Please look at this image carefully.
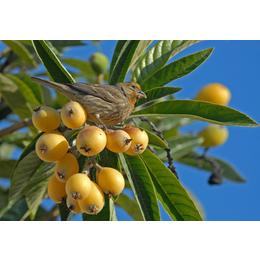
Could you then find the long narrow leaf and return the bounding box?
[128,40,153,70]
[8,133,44,202]
[109,40,128,79]
[115,193,144,221]
[0,160,17,179]
[130,100,259,127]
[108,40,140,84]
[25,162,55,220]
[32,40,75,83]
[135,86,182,107]
[3,40,38,67]
[132,40,200,84]
[177,152,246,183]
[0,74,34,120]
[140,149,203,221]
[119,153,160,221]
[155,135,204,161]
[140,48,214,91]
[8,150,42,203]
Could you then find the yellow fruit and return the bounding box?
[123,125,149,156]
[32,106,61,132]
[195,83,231,106]
[76,126,107,156]
[48,174,67,203]
[97,167,125,197]
[78,182,105,214]
[35,132,69,162]
[61,101,87,129]
[65,173,92,200]
[198,124,229,147]
[54,153,79,182]
[66,197,84,214]
[106,130,132,153]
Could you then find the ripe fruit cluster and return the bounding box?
[32,101,149,216]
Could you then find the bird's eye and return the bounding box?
[131,85,136,89]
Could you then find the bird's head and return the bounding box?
[116,82,147,104]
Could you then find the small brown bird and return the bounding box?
[30,77,146,127]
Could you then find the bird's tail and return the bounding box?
[30,77,74,100]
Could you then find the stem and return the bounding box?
[139,116,179,179]
[186,152,223,185]
[0,117,33,138]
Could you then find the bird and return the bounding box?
[30,77,146,127]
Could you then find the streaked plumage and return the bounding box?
[30,77,146,126]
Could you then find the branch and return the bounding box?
[186,152,223,185]
[0,117,33,138]
[139,116,179,179]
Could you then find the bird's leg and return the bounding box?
[95,113,108,133]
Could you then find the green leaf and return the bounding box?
[115,192,144,221]
[0,73,34,119]
[130,100,259,127]
[97,148,121,172]
[0,160,17,179]
[16,73,44,105]
[140,149,203,221]
[177,152,246,183]
[132,40,201,84]
[60,58,97,83]
[140,48,214,91]
[135,86,182,107]
[155,135,204,161]
[0,196,29,221]
[108,40,140,84]
[0,132,34,149]
[128,40,153,70]
[109,40,128,80]
[32,40,75,83]
[5,74,41,107]
[3,40,38,67]
[119,153,160,221]
[25,162,55,220]
[138,127,168,149]
[8,132,44,202]
[51,40,86,49]
[82,196,115,221]
[9,150,42,203]
[59,203,73,221]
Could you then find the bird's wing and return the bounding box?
[65,83,123,103]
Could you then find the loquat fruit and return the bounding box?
[65,173,92,200]
[48,174,67,203]
[97,167,125,197]
[54,153,79,182]
[106,129,132,153]
[198,124,229,147]
[76,126,107,156]
[123,125,149,156]
[32,106,61,132]
[35,132,69,162]
[61,101,87,129]
[66,196,84,214]
[195,83,231,106]
[78,181,105,215]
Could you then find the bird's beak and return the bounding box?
[137,90,147,99]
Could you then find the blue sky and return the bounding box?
[1,40,260,221]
